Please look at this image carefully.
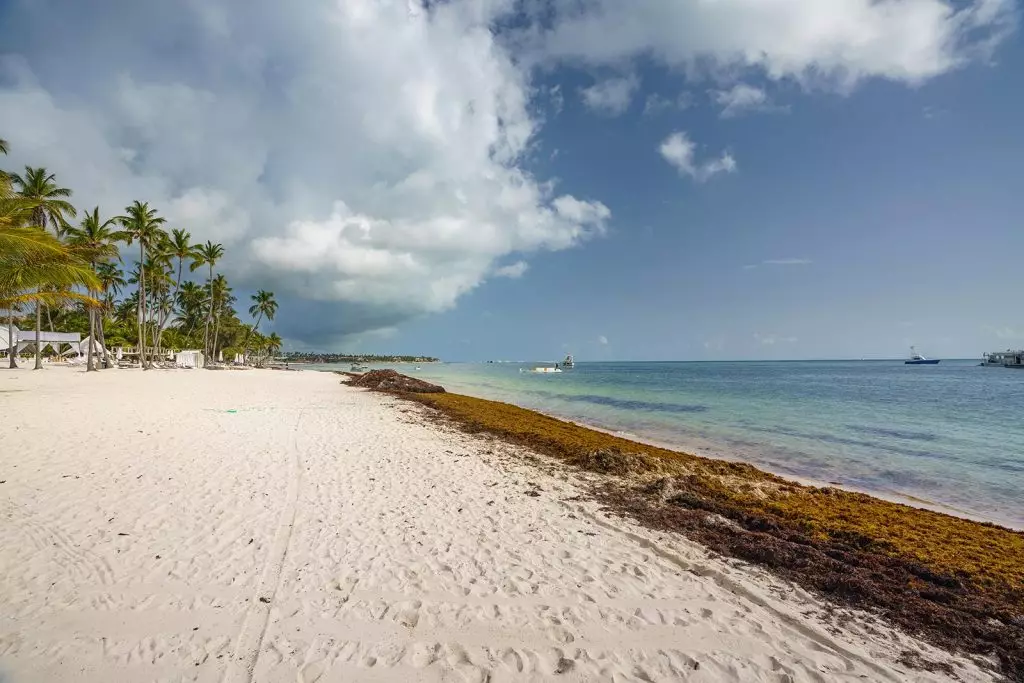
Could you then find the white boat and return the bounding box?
[562,354,574,369]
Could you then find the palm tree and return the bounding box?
[243,290,277,357]
[209,274,233,362]
[117,201,166,369]
[154,229,195,354]
[0,225,99,369]
[9,168,77,366]
[175,280,206,339]
[64,207,122,371]
[0,137,8,155]
[266,332,283,360]
[95,262,126,367]
[9,167,77,237]
[190,240,224,366]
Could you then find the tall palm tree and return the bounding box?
[8,167,76,237]
[95,262,126,367]
[9,168,77,366]
[190,240,224,366]
[175,280,206,339]
[209,274,232,362]
[243,289,277,356]
[0,137,8,155]
[117,201,166,370]
[155,229,196,353]
[64,207,122,371]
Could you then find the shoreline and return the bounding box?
[387,386,1024,679]
[322,366,1020,530]
[1,366,1018,681]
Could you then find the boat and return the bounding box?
[520,365,562,374]
[562,354,574,369]
[350,364,369,372]
[981,350,1024,368]
[905,347,940,365]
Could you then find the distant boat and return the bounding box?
[521,365,562,374]
[562,354,575,369]
[905,347,940,365]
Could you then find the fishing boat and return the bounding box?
[562,354,574,369]
[905,347,940,365]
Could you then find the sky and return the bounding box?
[1,0,1022,361]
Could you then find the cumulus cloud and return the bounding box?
[712,84,784,118]
[535,0,1016,89]
[0,0,1015,346]
[658,132,737,182]
[579,74,640,115]
[0,0,609,345]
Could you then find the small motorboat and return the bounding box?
[521,365,562,374]
[905,347,940,365]
[350,364,369,372]
[562,354,574,369]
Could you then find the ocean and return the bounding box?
[315,360,1024,528]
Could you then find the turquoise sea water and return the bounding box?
[315,360,1024,528]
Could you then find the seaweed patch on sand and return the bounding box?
[403,390,1024,681]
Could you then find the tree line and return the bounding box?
[1,135,281,371]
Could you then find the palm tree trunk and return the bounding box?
[138,243,148,370]
[203,265,213,367]
[98,307,111,369]
[7,312,17,369]
[86,307,95,371]
[34,294,43,370]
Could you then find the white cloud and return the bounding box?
[658,132,737,182]
[0,0,609,344]
[494,261,529,278]
[598,335,609,345]
[642,92,692,116]
[536,0,1016,89]
[579,74,640,115]
[713,84,783,118]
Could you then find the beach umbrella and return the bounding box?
[218,350,224,363]
[116,347,123,361]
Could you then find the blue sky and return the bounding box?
[2,0,1021,360]
[397,47,1024,361]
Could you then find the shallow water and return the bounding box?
[316,360,1024,528]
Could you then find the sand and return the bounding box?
[0,366,995,682]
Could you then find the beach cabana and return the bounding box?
[175,350,204,369]
[5,327,82,357]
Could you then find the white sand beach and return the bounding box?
[0,367,994,682]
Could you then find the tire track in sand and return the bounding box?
[222,407,306,683]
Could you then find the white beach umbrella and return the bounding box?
[116,347,123,361]
[218,350,224,363]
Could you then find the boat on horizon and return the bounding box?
[562,354,574,369]
[905,347,940,365]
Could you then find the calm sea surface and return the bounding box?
[314,360,1024,528]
